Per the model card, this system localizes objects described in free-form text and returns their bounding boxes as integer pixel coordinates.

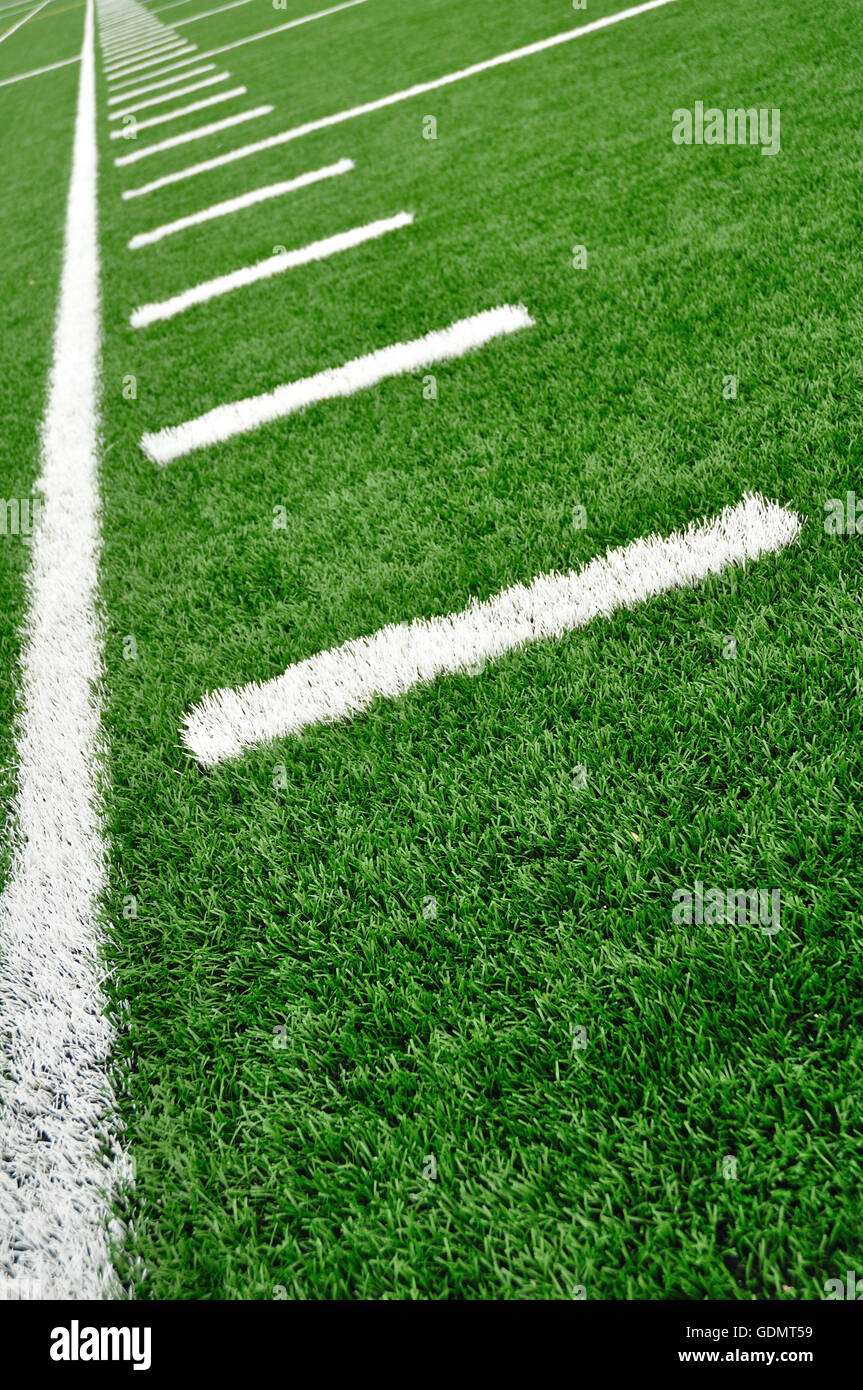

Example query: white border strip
[142,302,532,464]
[182,495,802,766]
[131,210,413,326]
[0,0,130,1300]
[127,156,353,247]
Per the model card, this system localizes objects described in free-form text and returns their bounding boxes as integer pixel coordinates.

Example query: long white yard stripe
[0,0,130,1300]
[182,495,801,766]
[142,303,532,464]
[127,157,353,246]
[173,0,253,24]
[106,42,196,77]
[131,210,413,326]
[106,62,216,100]
[0,54,79,85]
[110,84,249,139]
[105,40,193,73]
[232,0,687,150]
[115,101,270,157]
[109,69,228,115]
[0,0,50,45]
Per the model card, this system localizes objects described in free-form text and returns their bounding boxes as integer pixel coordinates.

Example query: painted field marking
[0,0,131,1299]
[103,38,183,63]
[115,103,272,160]
[106,62,216,100]
[142,302,532,464]
[0,54,79,85]
[151,0,193,10]
[102,32,177,55]
[182,495,801,767]
[110,83,246,137]
[109,69,228,115]
[0,0,51,45]
[131,210,413,326]
[107,50,204,86]
[105,42,196,77]
[172,0,254,25]
[127,157,353,246]
[220,0,684,149]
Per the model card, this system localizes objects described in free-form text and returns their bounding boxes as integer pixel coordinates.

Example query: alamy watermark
[0,497,42,541]
[672,102,780,157]
[672,881,781,935]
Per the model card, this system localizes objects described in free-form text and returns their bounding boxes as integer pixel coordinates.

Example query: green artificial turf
[5,0,863,1299]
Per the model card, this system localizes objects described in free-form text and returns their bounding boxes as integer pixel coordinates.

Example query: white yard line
[110,83,247,138]
[131,210,413,326]
[0,54,79,86]
[172,0,254,25]
[182,495,801,767]
[118,0,681,195]
[106,63,216,100]
[103,37,184,63]
[106,42,196,77]
[0,0,50,44]
[127,156,353,246]
[142,302,532,464]
[107,50,201,86]
[109,69,228,115]
[115,102,272,159]
[216,0,684,149]
[0,0,130,1300]
[151,0,194,10]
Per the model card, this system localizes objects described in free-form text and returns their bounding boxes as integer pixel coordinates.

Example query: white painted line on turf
[172,0,254,25]
[142,302,532,464]
[0,0,50,45]
[104,38,186,64]
[151,0,193,10]
[102,30,177,54]
[0,0,131,1299]
[106,42,196,77]
[106,62,215,100]
[110,84,247,138]
[105,42,196,76]
[107,51,204,87]
[224,0,684,149]
[182,494,802,766]
[115,102,272,159]
[127,157,353,246]
[109,69,228,115]
[0,54,79,86]
[131,210,413,326]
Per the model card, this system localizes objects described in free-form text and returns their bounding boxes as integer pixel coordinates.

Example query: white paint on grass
[107,51,205,88]
[103,39,186,66]
[106,63,216,101]
[127,157,353,246]
[0,0,130,1300]
[0,54,79,86]
[0,0,50,46]
[108,69,229,116]
[114,102,272,160]
[182,495,801,766]
[110,84,248,139]
[216,0,683,149]
[106,42,197,78]
[142,302,533,464]
[131,210,413,326]
[172,0,254,26]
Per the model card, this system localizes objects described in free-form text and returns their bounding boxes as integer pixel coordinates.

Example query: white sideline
[127,157,353,247]
[0,54,79,86]
[109,69,228,115]
[208,0,684,149]
[115,102,272,159]
[131,210,413,326]
[0,0,130,1299]
[142,302,533,464]
[106,63,217,101]
[182,495,802,766]
[110,84,247,138]
[0,0,50,46]
[173,0,254,25]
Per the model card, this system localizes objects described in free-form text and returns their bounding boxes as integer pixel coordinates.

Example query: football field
[0,0,860,1302]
